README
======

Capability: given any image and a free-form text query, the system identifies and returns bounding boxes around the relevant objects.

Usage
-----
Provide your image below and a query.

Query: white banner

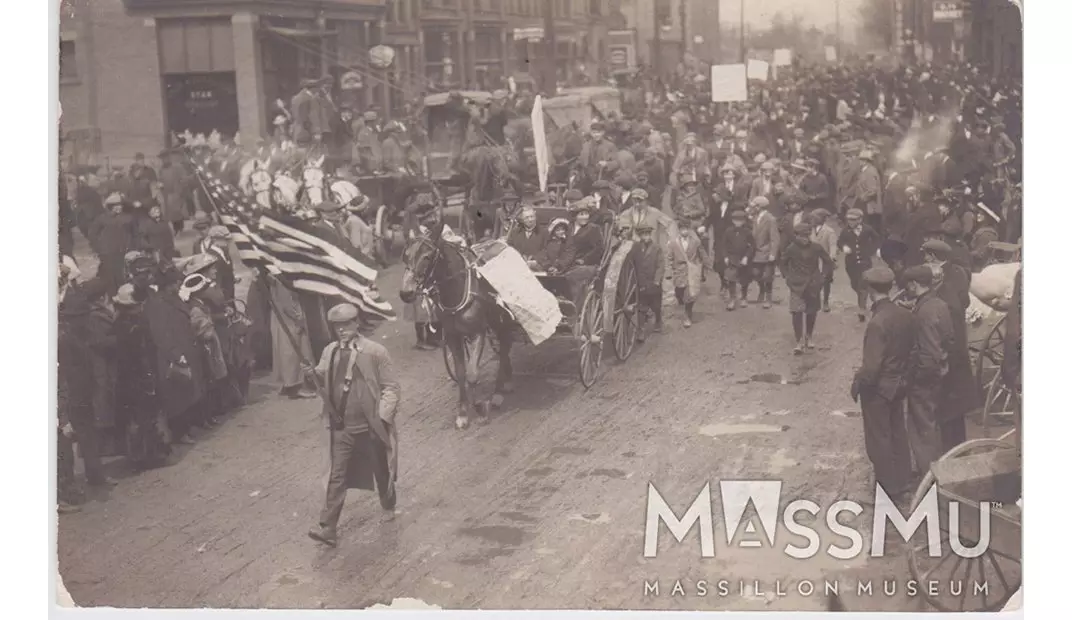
[825,45,837,62]
[773,48,793,66]
[747,59,770,81]
[709,64,748,102]
[531,95,549,194]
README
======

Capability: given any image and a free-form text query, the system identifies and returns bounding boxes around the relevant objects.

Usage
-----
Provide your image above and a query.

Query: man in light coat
[854,150,883,234]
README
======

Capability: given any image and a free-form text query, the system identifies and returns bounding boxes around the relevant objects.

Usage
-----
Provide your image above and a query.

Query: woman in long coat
[144,268,206,444]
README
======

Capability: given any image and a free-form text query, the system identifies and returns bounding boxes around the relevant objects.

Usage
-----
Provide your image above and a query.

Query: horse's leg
[464,331,488,423]
[447,330,472,430]
[493,324,514,401]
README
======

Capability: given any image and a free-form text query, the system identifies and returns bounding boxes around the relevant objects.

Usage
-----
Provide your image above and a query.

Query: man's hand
[301,362,316,377]
[61,423,75,439]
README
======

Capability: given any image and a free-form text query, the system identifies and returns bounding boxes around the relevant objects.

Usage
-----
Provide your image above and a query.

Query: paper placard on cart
[709,64,747,102]
[773,48,793,66]
[825,45,837,62]
[747,59,770,81]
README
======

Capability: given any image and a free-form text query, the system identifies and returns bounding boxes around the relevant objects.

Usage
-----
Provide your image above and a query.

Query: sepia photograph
[50,0,1028,614]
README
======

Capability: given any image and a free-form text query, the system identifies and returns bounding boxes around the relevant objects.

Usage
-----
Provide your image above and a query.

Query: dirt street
[58,236,927,611]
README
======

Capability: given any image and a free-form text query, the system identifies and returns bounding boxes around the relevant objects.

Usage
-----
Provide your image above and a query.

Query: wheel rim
[973,317,1006,400]
[613,260,639,361]
[579,290,604,388]
[907,439,1022,612]
[982,368,1019,436]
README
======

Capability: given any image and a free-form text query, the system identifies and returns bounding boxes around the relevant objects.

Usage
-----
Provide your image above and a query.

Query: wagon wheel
[981,364,1020,437]
[373,204,392,266]
[612,257,639,361]
[973,316,1006,400]
[442,331,491,384]
[578,288,605,389]
[907,438,1022,612]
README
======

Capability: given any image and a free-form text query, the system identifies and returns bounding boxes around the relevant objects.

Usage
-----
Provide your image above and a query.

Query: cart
[441,204,637,389]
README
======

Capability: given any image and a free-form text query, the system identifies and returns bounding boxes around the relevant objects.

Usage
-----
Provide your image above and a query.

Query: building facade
[614,0,721,69]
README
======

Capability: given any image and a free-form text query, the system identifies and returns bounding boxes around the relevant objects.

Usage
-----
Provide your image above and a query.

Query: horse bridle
[407,236,475,315]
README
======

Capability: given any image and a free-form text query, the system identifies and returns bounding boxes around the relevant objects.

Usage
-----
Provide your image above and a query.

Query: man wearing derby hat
[850,266,914,501]
[901,264,953,475]
[304,302,400,547]
[291,78,329,147]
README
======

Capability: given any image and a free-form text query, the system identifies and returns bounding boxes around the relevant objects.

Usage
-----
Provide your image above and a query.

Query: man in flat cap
[922,238,977,450]
[673,177,707,234]
[748,196,780,309]
[902,264,953,475]
[631,223,664,341]
[671,132,709,189]
[798,157,832,217]
[854,149,883,234]
[851,265,914,501]
[305,302,400,547]
[578,121,618,187]
[839,208,882,321]
[291,78,329,147]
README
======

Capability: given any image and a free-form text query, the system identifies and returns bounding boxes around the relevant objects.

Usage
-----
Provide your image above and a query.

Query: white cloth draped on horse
[471,239,562,346]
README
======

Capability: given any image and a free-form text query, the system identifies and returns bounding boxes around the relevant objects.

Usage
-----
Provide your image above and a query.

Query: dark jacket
[780,239,834,294]
[90,211,135,257]
[798,172,831,212]
[837,224,882,275]
[144,289,207,418]
[560,222,604,268]
[537,236,569,271]
[911,290,954,384]
[722,224,756,265]
[137,218,177,261]
[631,239,664,292]
[507,226,549,260]
[854,298,915,401]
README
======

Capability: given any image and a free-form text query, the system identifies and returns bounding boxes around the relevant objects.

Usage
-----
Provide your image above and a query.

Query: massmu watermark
[644,481,993,560]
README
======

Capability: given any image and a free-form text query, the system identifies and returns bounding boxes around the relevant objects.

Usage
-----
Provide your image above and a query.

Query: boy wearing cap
[305,303,400,547]
[850,266,914,500]
[901,265,953,474]
[722,210,756,311]
[632,224,665,341]
[809,209,839,312]
[747,196,780,309]
[839,208,881,320]
[669,216,707,327]
[780,222,834,354]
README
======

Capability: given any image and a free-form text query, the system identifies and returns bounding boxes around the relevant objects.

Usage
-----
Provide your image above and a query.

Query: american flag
[186,150,396,321]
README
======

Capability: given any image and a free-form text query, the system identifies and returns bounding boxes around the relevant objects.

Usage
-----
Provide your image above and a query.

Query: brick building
[58,0,613,164]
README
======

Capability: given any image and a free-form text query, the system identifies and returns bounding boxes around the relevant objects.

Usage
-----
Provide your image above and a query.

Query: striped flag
[187,150,396,320]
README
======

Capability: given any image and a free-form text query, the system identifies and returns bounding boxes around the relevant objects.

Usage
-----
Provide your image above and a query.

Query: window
[60,39,78,81]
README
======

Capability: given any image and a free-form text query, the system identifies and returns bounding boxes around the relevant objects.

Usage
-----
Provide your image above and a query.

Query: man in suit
[709,165,751,292]
[671,132,710,189]
[291,79,328,147]
[305,303,400,547]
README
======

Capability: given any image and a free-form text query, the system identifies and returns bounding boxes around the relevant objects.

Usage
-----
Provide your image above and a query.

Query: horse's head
[273,176,300,208]
[302,157,326,205]
[399,221,447,304]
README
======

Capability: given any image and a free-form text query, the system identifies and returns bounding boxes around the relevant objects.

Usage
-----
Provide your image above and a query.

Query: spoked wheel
[578,289,605,389]
[907,438,1022,612]
[973,316,1007,402]
[982,371,1020,436]
[374,204,391,266]
[612,257,639,361]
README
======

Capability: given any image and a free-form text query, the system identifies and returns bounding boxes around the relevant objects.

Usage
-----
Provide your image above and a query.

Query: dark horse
[398,220,515,429]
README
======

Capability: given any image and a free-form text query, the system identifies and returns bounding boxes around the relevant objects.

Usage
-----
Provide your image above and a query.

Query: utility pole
[738,0,745,63]
[652,0,662,75]
[679,0,687,63]
[542,0,557,96]
[835,0,841,60]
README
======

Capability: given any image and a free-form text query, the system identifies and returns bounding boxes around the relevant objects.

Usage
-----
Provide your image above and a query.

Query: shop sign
[933,2,964,22]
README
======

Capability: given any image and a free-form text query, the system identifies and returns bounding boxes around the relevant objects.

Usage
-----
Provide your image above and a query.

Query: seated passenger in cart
[506,207,549,263]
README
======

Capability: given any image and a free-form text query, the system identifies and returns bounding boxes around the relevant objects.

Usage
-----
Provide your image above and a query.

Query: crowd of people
[56,54,1023,523]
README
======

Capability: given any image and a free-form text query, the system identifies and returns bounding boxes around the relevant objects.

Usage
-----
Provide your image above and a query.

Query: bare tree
[858,0,896,49]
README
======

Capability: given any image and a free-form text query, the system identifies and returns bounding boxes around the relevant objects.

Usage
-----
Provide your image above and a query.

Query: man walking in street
[780,222,834,354]
[305,303,400,547]
[903,265,954,475]
[851,266,914,500]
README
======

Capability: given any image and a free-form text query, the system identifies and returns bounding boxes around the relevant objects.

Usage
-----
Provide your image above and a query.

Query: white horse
[299,153,364,211]
[242,158,299,210]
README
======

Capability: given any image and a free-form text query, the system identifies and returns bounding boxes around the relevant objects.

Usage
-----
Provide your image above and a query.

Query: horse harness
[408,236,480,316]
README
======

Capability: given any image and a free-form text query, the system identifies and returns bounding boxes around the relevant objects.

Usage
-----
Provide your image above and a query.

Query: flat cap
[862,266,896,286]
[592,179,612,190]
[730,209,748,219]
[314,200,344,213]
[208,225,231,240]
[563,189,584,202]
[845,208,864,220]
[193,211,213,229]
[902,265,934,286]
[630,188,649,201]
[922,239,952,257]
[326,303,360,323]
[735,130,748,139]
[793,222,812,235]
[760,161,774,171]
[810,208,831,223]
[749,196,770,209]
[635,223,654,233]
